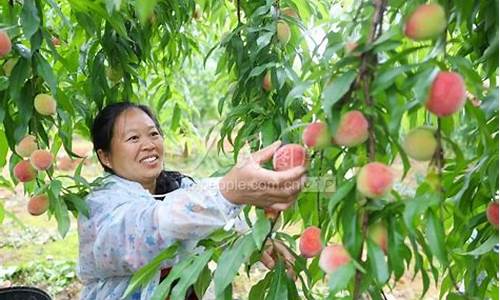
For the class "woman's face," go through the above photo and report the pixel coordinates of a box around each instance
[98,108,164,191]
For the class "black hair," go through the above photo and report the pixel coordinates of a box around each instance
[91,102,191,199]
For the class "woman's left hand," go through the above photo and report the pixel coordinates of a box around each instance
[260,239,297,280]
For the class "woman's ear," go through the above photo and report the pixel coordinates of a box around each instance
[97,149,112,169]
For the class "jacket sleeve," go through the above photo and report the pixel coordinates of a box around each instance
[87,177,241,273]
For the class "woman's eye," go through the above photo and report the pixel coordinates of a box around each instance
[127,136,139,141]
[151,131,160,137]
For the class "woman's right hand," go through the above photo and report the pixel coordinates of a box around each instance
[219,141,307,211]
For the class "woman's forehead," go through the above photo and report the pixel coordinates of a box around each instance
[114,108,157,134]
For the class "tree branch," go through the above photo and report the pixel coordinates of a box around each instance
[353,0,387,299]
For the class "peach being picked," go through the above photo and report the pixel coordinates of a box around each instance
[319,244,351,273]
[299,226,323,258]
[272,144,307,171]
[403,127,437,161]
[14,160,37,182]
[357,162,394,199]
[15,135,38,157]
[333,110,369,147]
[30,149,53,171]
[404,4,447,41]
[425,71,466,117]
[28,194,49,216]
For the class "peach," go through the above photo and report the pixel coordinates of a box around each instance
[272,144,307,171]
[51,37,61,46]
[403,127,437,161]
[106,67,123,82]
[27,194,49,216]
[276,21,291,45]
[14,160,37,182]
[404,4,446,41]
[15,135,38,157]
[281,7,299,19]
[369,223,388,254]
[302,122,332,150]
[486,202,499,229]
[357,162,394,198]
[425,71,466,117]
[0,31,12,58]
[3,58,16,76]
[345,41,359,53]
[299,226,322,258]
[333,110,369,147]
[30,149,53,171]
[34,94,57,116]
[319,244,351,273]
[262,71,272,92]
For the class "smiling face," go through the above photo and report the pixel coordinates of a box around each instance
[97,108,164,192]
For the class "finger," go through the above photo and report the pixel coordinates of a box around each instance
[273,241,296,265]
[269,202,292,211]
[262,166,307,187]
[251,141,282,164]
[261,251,275,269]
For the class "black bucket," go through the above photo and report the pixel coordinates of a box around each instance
[0,286,52,300]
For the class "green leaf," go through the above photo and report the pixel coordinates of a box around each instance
[171,103,181,131]
[34,53,58,96]
[49,180,70,238]
[249,272,273,300]
[171,250,214,299]
[21,0,41,40]
[321,71,356,120]
[265,261,288,300]
[122,243,179,299]
[136,0,158,24]
[367,239,389,286]
[425,209,448,266]
[327,263,355,294]
[151,256,194,300]
[328,179,355,215]
[455,234,499,256]
[214,234,256,297]
[252,209,271,249]
[193,266,212,299]
[284,80,313,108]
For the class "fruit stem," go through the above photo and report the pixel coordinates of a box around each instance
[353,0,387,299]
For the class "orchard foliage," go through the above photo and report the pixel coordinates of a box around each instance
[0,0,498,299]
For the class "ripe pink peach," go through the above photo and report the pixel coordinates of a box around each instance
[333,111,369,147]
[281,7,299,19]
[405,4,447,41]
[319,244,351,273]
[14,160,37,182]
[302,122,332,149]
[34,93,57,116]
[15,135,38,157]
[357,162,394,198]
[486,202,499,229]
[425,71,466,117]
[27,194,49,216]
[272,144,307,171]
[0,31,12,58]
[30,149,53,171]
[299,226,322,258]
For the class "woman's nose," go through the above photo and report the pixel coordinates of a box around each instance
[141,139,156,150]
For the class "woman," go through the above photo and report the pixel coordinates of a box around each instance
[77,102,307,299]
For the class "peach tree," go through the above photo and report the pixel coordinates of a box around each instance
[0,0,498,299]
